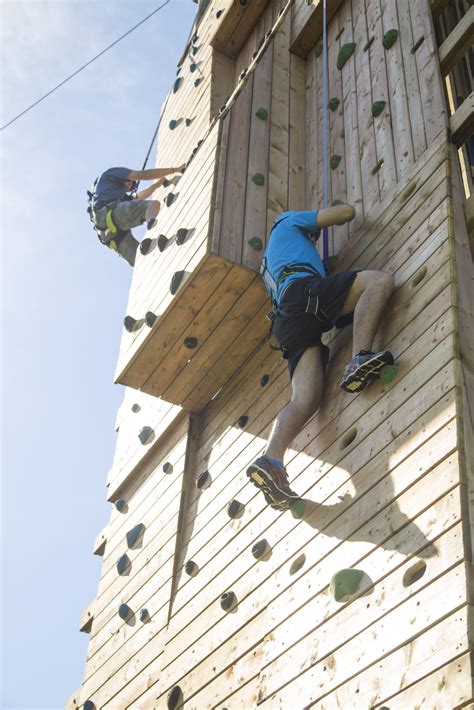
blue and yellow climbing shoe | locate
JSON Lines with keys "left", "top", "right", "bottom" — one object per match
{"left": 340, "top": 350, "right": 394, "bottom": 393}
{"left": 246, "top": 456, "right": 301, "bottom": 510}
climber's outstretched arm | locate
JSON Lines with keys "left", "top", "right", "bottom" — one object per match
{"left": 317, "top": 204, "right": 355, "bottom": 228}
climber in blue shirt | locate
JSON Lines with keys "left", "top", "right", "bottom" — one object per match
{"left": 247, "top": 205, "right": 395, "bottom": 510}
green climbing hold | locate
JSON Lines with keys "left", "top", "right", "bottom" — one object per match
{"left": 251, "top": 173, "right": 265, "bottom": 186}
{"left": 327, "top": 255, "right": 339, "bottom": 274}
{"left": 126, "top": 523, "right": 145, "bottom": 549}
{"left": 328, "top": 97, "right": 340, "bottom": 112}
{"left": 290, "top": 499, "right": 305, "bottom": 519}
{"left": 330, "top": 154, "right": 342, "bottom": 170}
{"left": 314, "top": 40, "right": 323, "bottom": 57}
{"left": 337, "top": 43, "right": 356, "bottom": 70}
{"left": 256, "top": 107, "right": 268, "bottom": 120}
{"left": 379, "top": 363, "right": 398, "bottom": 383}
{"left": 372, "top": 100, "right": 386, "bottom": 117}
{"left": 248, "top": 237, "right": 263, "bottom": 251}
{"left": 330, "top": 568, "right": 364, "bottom": 601}
{"left": 332, "top": 199, "right": 344, "bottom": 206}
{"left": 383, "top": 29, "right": 399, "bottom": 50}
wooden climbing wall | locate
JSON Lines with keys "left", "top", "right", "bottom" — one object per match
{"left": 70, "top": 0, "right": 474, "bottom": 707}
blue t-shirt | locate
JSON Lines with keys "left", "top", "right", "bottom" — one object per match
{"left": 264, "top": 210, "right": 324, "bottom": 303}
{"left": 93, "top": 167, "right": 131, "bottom": 209}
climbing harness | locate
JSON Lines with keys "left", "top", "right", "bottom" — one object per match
{"left": 86, "top": 178, "right": 135, "bottom": 252}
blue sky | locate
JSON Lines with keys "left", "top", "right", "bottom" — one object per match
{"left": 0, "top": 1, "right": 197, "bottom": 707}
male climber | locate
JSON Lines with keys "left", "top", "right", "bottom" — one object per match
{"left": 88, "top": 164, "right": 184, "bottom": 265}
{"left": 246, "top": 205, "right": 394, "bottom": 510}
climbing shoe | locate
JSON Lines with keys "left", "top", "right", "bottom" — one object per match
{"left": 340, "top": 350, "right": 394, "bottom": 393}
{"left": 246, "top": 456, "right": 301, "bottom": 510}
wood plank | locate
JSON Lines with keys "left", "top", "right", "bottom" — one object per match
{"left": 327, "top": 11, "right": 346, "bottom": 253}
{"left": 288, "top": 52, "right": 306, "bottom": 211}
{"left": 450, "top": 90, "right": 474, "bottom": 147}
{"left": 310, "top": 609, "right": 472, "bottom": 708}
{"left": 210, "top": 0, "right": 272, "bottom": 59}
{"left": 305, "top": 47, "right": 319, "bottom": 209}
{"left": 218, "top": 76, "right": 254, "bottom": 263}
{"left": 439, "top": 5, "right": 474, "bottom": 76}
{"left": 266, "top": 14, "right": 291, "bottom": 226}
{"left": 242, "top": 40, "right": 273, "bottom": 270}
{"left": 290, "top": 0, "right": 346, "bottom": 58}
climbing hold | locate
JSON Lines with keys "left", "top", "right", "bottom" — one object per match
{"left": 145, "top": 312, "right": 157, "bottom": 328}
{"left": 175, "top": 228, "right": 189, "bottom": 245}
{"left": 117, "top": 554, "right": 130, "bottom": 575}
{"left": 173, "top": 77, "right": 182, "bottom": 94}
{"left": 220, "top": 591, "right": 237, "bottom": 611}
{"left": 185, "top": 118, "right": 193, "bottom": 127}
{"left": 255, "top": 107, "right": 268, "bottom": 120}
{"left": 194, "top": 78, "right": 202, "bottom": 87}
{"left": 131, "top": 404, "right": 140, "bottom": 413}
{"left": 327, "top": 255, "right": 339, "bottom": 274}
{"left": 328, "top": 97, "right": 340, "bottom": 112}
{"left": 290, "top": 499, "right": 305, "bottom": 519}
{"left": 184, "top": 336, "right": 198, "bottom": 349}
{"left": 158, "top": 234, "right": 169, "bottom": 252}
{"left": 227, "top": 500, "right": 245, "bottom": 519}
{"left": 251, "top": 173, "right": 265, "bottom": 186}
{"left": 162, "top": 178, "right": 171, "bottom": 188}
{"left": 337, "top": 43, "right": 356, "bottom": 69}
{"left": 83, "top": 701, "right": 96, "bottom": 710}
{"left": 170, "top": 271, "right": 185, "bottom": 295}
{"left": 216, "top": 9, "right": 223, "bottom": 17}
{"left": 383, "top": 28, "right": 398, "bottom": 50}
{"left": 124, "top": 316, "right": 139, "bottom": 333}
{"left": 115, "top": 499, "right": 127, "bottom": 512}
{"left": 260, "top": 374, "right": 270, "bottom": 386}
{"left": 372, "top": 100, "right": 386, "bottom": 117}
{"left": 164, "top": 193, "right": 176, "bottom": 207}
{"left": 169, "top": 119, "right": 179, "bottom": 130}
{"left": 239, "top": 69, "right": 248, "bottom": 81}
{"left": 237, "top": 415, "right": 248, "bottom": 428}
{"left": 330, "top": 154, "right": 342, "bottom": 170}
{"left": 248, "top": 237, "right": 263, "bottom": 251}
{"left": 252, "top": 539, "right": 271, "bottom": 560}
{"left": 197, "top": 470, "right": 211, "bottom": 489}
{"left": 139, "top": 608, "right": 150, "bottom": 623}
{"left": 379, "top": 363, "right": 398, "bottom": 383}
{"left": 330, "top": 568, "right": 364, "bottom": 601}
{"left": 140, "top": 238, "right": 153, "bottom": 255}
{"left": 191, "top": 45, "right": 199, "bottom": 55}
{"left": 138, "top": 426, "right": 154, "bottom": 445}
{"left": 162, "top": 462, "right": 173, "bottom": 474}
{"left": 332, "top": 199, "right": 344, "bottom": 206}
{"left": 239, "top": 0, "right": 247, "bottom": 5}
{"left": 192, "top": 33, "right": 198, "bottom": 43}
{"left": 167, "top": 686, "right": 184, "bottom": 710}
{"left": 314, "top": 40, "right": 323, "bottom": 57}
{"left": 126, "top": 523, "right": 145, "bottom": 549}
{"left": 185, "top": 560, "right": 199, "bottom": 576}
{"left": 118, "top": 603, "right": 133, "bottom": 621}
{"left": 190, "top": 62, "right": 197, "bottom": 73}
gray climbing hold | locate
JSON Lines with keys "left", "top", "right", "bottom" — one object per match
{"left": 227, "top": 500, "right": 245, "bottom": 519}
{"left": 175, "top": 228, "right": 189, "bottom": 245}
{"left": 138, "top": 426, "right": 154, "bottom": 445}
{"left": 124, "top": 316, "right": 138, "bottom": 333}
{"left": 167, "top": 686, "right": 184, "bottom": 710}
{"left": 164, "top": 193, "right": 176, "bottom": 207}
{"left": 220, "top": 591, "right": 237, "bottom": 611}
{"left": 170, "top": 271, "right": 185, "bottom": 295}
{"left": 216, "top": 9, "right": 223, "bottom": 17}
{"left": 238, "top": 415, "right": 248, "bottom": 428}
{"left": 140, "top": 238, "right": 153, "bottom": 255}
{"left": 169, "top": 119, "right": 179, "bottom": 130}
{"left": 185, "top": 118, "right": 192, "bottom": 127}
{"left": 173, "top": 77, "right": 182, "bottom": 94}
{"left": 372, "top": 100, "right": 386, "bottom": 117}
{"left": 145, "top": 312, "right": 157, "bottom": 328}
{"left": 190, "top": 62, "right": 197, "bottom": 73}
{"left": 116, "top": 554, "right": 130, "bottom": 575}
{"left": 139, "top": 608, "right": 150, "bottom": 623}
{"left": 115, "top": 499, "right": 127, "bottom": 511}
{"left": 260, "top": 374, "right": 270, "bottom": 386}
{"left": 382, "top": 29, "right": 398, "bottom": 50}
{"left": 158, "top": 234, "right": 169, "bottom": 252}
{"left": 118, "top": 603, "right": 133, "bottom": 621}
{"left": 131, "top": 404, "right": 140, "bottom": 413}
{"left": 197, "top": 471, "right": 211, "bottom": 489}
{"left": 83, "top": 701, "right": 96, "bottom": 710}
{"left": 330, "top": 568, "right": 364, "bottom": 601}
{"left": 252, "top": 539, "right": 271, "bottom": 560}
{"left": 194, "top": 78, "right": 202, "bottom": 87}
{"left": 184, "top": 336, "right": 198, "bottom": 349}
{"left": 162, "top": 462, "right": 173, "bottom": 474}
{"left": 126, "top": 523, "right": 145, "bottom": 549}
{"left": 185, "top": 560, "right": 199, "bottom": 576}
{"left": 337, "top": 43, "right": 356, "bottom": 69}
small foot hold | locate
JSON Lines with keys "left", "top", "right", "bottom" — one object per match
{"left": 330, "top": 568, "right": 364, "bottom": 601}
{"left": 379, "top": 363, "right": 398, "bottom": 383}
{"left": 290, "top": 499, "right": 305, "bottom": 519}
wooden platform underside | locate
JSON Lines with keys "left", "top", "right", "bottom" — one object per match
{"left": 115, "top": 252, "right": 269, "bottom": 411}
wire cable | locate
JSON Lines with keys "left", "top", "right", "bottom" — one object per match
{"left": 321, "top": 0, "right": 330, "bottom": 268}
{"left": 1, "top": 1, "right": 170, "bottom": 131}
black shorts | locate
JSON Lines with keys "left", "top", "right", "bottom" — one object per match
{"left": 272, "top": 271, "right": 359, "bottom": 378}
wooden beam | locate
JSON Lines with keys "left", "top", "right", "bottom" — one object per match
{"left": 450, "top": 91, "right": 474, "bottom": 147}
{"left": 79, "top": 602, "right": 95, "bottom": 633}
{"left": 465, "top": 191, "right": 474, "bottom": 252}
{"left": 92, "top": 529, "right": 106, "bottom": 556}
{"left": 431, "top": 0, "right": 450, "bottom": 18}
{"left": 290, "top": 0, "right": 345, "bottom": 58}
{"left": 210, "top": 0, "right": 272, "bottom": 59}
{"left": 438, "top": 6, "right": 474, "bottom": 76}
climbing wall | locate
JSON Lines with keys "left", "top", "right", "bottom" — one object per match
{"left": 70, "top": 0, "right": 473, "bottom": 707}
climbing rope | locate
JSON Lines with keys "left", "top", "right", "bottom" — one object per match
{"left": 321, "top": 0, "right": 330, "bottom": 269}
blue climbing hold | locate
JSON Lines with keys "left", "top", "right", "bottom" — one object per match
{"left": 118, "top": 603, "right": 133, "bottom": 621}
{"left": 116, "top": 553, "right": 130, "bottom": 575}
{"left": 126, "top": 523, "right": 145, "bottom": 549}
